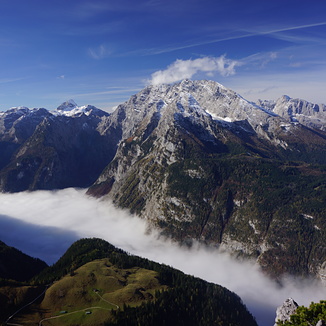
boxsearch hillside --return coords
[1,238,257,326]
[0,241,48,322]
[0,240,47,281]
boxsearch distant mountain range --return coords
[0,79,325,281]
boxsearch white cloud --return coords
[150,56,241,85]
[0,188,325,326]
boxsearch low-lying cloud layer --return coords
[0,188,324,326]
[150,55,240,85]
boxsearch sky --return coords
[0,0,326,111]
[0,188,325,326]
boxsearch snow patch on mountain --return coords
[206,111,235,122]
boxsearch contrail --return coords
[141,21,326,55]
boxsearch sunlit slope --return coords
[5,238,257,326]
[12,259,164,326]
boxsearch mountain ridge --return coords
[0,79,325,280]
[0,101,117,191]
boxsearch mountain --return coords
[0,80,325,280]
[0,240,47,281]
[257,96,326,132]
[0,102,119,191]
[1,238,257,326]
[87,80,326,279]
[0,241,48,322]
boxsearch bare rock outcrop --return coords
[274,298,298,326]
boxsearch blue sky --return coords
[1,0,326,111]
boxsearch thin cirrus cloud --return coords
[142,21,326,57]
[240,52,279,68]
[88,44,113,60]
[63,20,127,37]
[261,21,326,37]
[72,88,142,98]
[219,21,326,45]
[0,77,29,84]
[149,55,241,85]
[228,66,326,104]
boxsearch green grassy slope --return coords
[1,238,258,326]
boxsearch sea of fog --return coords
[0,188,325,326]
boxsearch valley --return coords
[0,79,325,325]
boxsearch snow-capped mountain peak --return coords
[56,99,78,112]
[54,100,109,118]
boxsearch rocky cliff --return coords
[88,80,326,279]
[257,95,326,131]
[274,298,299,325]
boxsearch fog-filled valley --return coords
[0,188,324,326]
[1,1,326,324]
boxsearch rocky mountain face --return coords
[257,95,326,131]
[274,299,326,326]
[0,101,120,191]
[88,80,326,279]
[1,80,325,280]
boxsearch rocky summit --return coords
[1,80,325,280]
[274,298,299,326]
